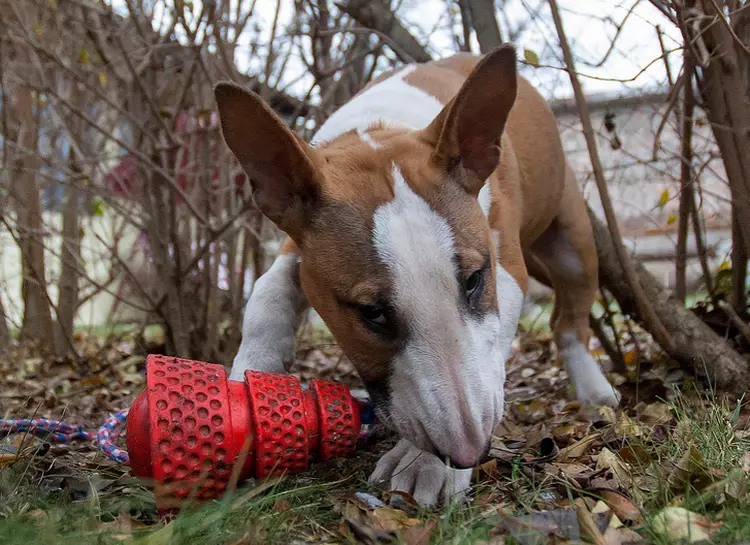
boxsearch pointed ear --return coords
[214,81,321,244]
[422,45,518,196]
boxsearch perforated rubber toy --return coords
[126,355,363,508]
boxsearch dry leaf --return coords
[638,402,673,426]
[739,451,750,471]
[651,507,722,543]
[596,448,633,488]
[616,527,647,544]
[399,520,436,545]
[614,414,649,440]
[558,433,601,462]
[595,489,643,524]
[575,498,608,545]
[667,446,709,490]
[370,507,421,532]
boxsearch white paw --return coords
[368,439,473,508]
[574,372,621,408]
[558,332,621,408]
[228,344,294,380]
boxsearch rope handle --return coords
[0,409,130,464]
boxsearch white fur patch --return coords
[311,65,444,145]
[371,164,506,468]
[495,263,524,361]
[357,128,382,149]
[557,331,620,407]
[478,182,492,216]
[229,253,307,381]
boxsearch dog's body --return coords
[215,46,619,507]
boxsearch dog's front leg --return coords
[368,439,473,508]
[229,249,308,381]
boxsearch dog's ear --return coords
[215,82,321,244]
[422,45,518,196]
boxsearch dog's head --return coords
[216,46,518,469]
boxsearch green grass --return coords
[615,389,750,544]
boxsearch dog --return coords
[214,45,620,507]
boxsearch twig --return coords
[656,25,675,86]
[675,54,695,302]
[706,0,750,55]
[589,312,627,373]
[549,0,677,354]
[717,300,750,345]
[651,72,685,162]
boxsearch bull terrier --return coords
[214,44,620,507]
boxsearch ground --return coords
[1,310,750,545]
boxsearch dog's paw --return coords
[368,439,472,508]
[575,373,621,408]
[228,347,292,380]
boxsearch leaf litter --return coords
[0,323,749,544]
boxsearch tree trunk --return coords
[9,84,54,350]
[685,0,750,258]
[465,0,504,52]
[589,206,750,395]
[0,292,10,352]
[54,172,81,358]
[337,0,432,63]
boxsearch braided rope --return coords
[96,409,130,464]
[0,418,94,443]
[0,410,130,465]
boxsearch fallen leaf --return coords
[596,448,633,489]
[595,489,643,524]
[473,458,500,481]
[603,526,624,545]
[575,498,608,545]
[550,461,593,478]
[614,414,650,440]
[616,527,647,544]
[651,507,722,543]
[370,507,421,532]
[345,517,395,544]
[638,402,673,426]
[667,446,710,491]
[399,519,436,545]
[739,451,750,471]
[619,444,651,466]
[724,471,748,501]
[558,433,601,462]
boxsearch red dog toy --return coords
[126,355,364,507]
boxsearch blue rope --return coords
[0,410,130,464]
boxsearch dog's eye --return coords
[466,269,484,302]
[358,304,388,331]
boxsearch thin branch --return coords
[675,56,695,302]
[549,0,676,353]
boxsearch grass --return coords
[2,309,749,544]
[3,379,749,544]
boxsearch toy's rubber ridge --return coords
[147,355,232,499]
[312,379,359,460]
[245,370,309,477]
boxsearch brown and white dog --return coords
[214,45,620,507]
